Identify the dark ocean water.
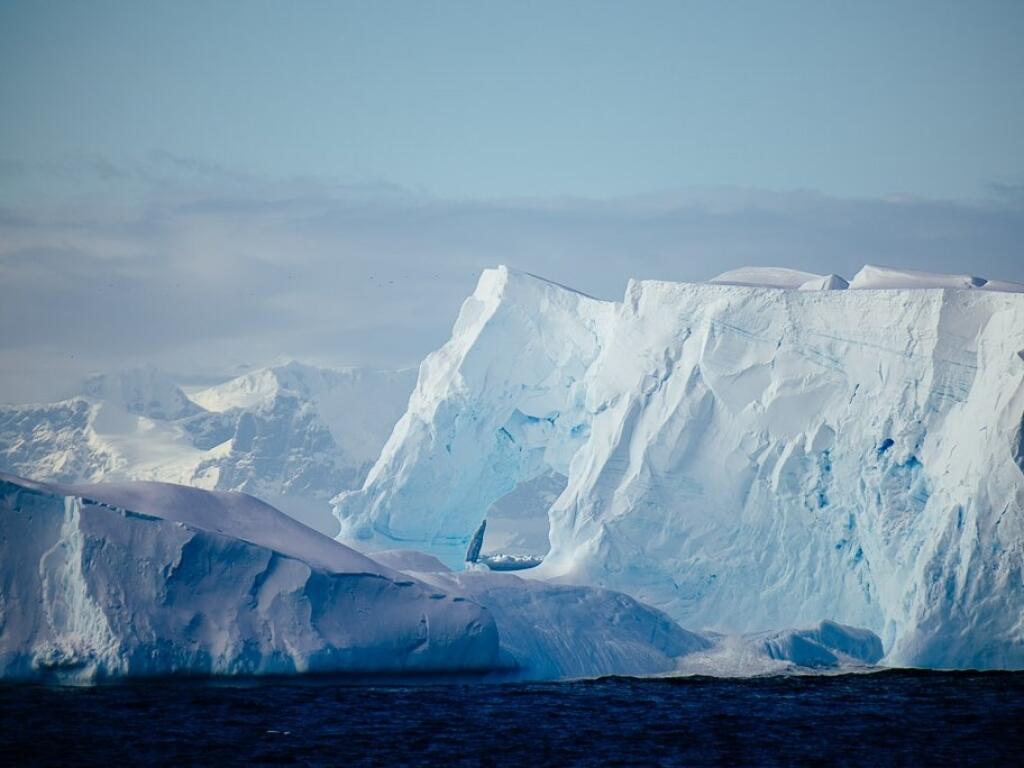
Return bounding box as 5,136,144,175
3,670,1023,766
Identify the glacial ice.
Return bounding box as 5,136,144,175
369,549,884,678
9,472,777,683
335,264,1024,669
374,548,709,679
0,472,499,682
675,621,884,677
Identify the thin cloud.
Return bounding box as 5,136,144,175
2,160,1023,403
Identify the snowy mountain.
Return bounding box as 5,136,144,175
0,363,416,534
335,264,1024,669
80,365,203,421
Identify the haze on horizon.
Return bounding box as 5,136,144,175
1,0,1023,402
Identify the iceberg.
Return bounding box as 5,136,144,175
334,265,1024,669
372,549,710,680
4,472,750,683
0,472,499,682
675,621,884,677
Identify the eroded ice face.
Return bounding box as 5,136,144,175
334,265,1024,670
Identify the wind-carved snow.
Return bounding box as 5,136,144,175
848,264,1024,292
334,265,1024,669
0,363,416,535
710,266,849,291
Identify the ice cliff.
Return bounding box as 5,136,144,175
334,265,1024,669
0,472,498,682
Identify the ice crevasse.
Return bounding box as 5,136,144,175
334,265,1024,669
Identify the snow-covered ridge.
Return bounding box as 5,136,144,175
81,365,202,421
710,263,1024,292
335,264,1024,669
0,363,416,535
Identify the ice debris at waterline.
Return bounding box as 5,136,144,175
334,264,1024,670
360,549,884,679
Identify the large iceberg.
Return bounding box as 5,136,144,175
4,472,751,682
334,264,1024,669
0,472,498,682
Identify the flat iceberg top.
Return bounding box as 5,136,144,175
1,471,394,578
709,263,1023,293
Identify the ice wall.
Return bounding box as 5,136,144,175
0,474,499,682
334,266,1024,668
334,267,616,562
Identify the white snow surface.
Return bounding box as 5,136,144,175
0,362,416,535
710,263,1024,293
849,264,1024,292
710,266,834,289
335,265,1024,669
0,472,501,682
375,549,707,680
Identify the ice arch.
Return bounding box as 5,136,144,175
334,266,1024,668
333,267,614,565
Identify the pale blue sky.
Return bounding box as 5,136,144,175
2,0,1023,201
2,1,1023,402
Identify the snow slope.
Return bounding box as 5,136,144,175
0,363,416,535
849,264,1024,292
335,265,1024,669
0,472,499,683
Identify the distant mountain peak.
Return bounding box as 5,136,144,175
80,365,201,421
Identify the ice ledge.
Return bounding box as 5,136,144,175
709,263,1024,293
482,264,1024,318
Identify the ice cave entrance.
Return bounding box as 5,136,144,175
465,471,565,571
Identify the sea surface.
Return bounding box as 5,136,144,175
3,670,1023,766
